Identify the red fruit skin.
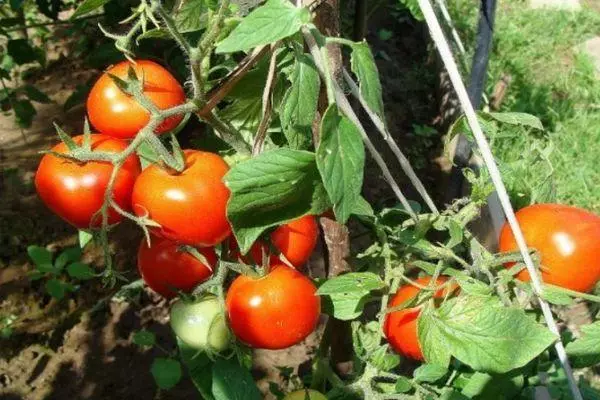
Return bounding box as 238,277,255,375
499,203,600,293
271,215,318,267
35,134,141,229
228,215,318,269
226,265,321,349
131,150,231,247
384,277,456,361
87,60,186,139
137,236,215,298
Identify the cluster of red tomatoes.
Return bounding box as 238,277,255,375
384,203,600,360
34,60,600,364
35,60,322,352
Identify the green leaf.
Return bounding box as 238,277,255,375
317,105,365,223
151,357,182,390
136,141,159,170
370,345,400,371
317,272,384,320
136,28,172,41
352,196,374,217
454,276,492,297
398,0,423,20
460,371,524,399
27,245,52,267
413,364,448,383
78,230,94,248
178,339,215,400
10,0,24,10
224,149,330,253
174,0,208,32
24,85,51,103
541,285,574,306
216,0,311,53
55,247,82,270
64,84,91,111
484,112,543,131
211,358,261,400
418,295,556,373
447,220,464,248
281,54,320,150
133,330,156,347
13,99,36,128
67,262,95,280
45,278,66,299
566,321,600,368
350,42,385,119
395,377,412,393
352,321,381,361
71,0,109,19
7,39,38,65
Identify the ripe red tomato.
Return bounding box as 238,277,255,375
226,265,321,349
499,203,600,293
137,236,216,298
384,276,456,360
229,215,318,268
87,60,186,139
271,215,318,267
35,134,140,229
131,150,231,247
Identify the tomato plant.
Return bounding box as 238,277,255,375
226,265,321,350
137,236,216,298
499,203,600,292
29,0,600,398
87,60,186,139
35,134,141,229
131,150,231,247
170,295,230,353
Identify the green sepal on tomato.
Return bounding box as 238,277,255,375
35,134,141,229
137,236,216,298
87,60,186,139
131,150,231,247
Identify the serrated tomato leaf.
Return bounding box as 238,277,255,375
566,321,600,368
224,149,330,253
216,0,310,53
281,54,320,150
418,295,556,373
350,42,385,119
317,105,365,223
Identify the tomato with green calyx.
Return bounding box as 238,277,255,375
226,265,321,349
137,236,216,298
170,295,230,353
229,215,318,268
384,276,457,360
131,150,231,247
35,134,141,229
283,389,327,400
87,60,186,139
499,203,600,293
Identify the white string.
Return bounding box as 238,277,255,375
416,0,582,398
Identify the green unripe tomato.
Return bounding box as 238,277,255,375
169,295,230,353
283,389,328,400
